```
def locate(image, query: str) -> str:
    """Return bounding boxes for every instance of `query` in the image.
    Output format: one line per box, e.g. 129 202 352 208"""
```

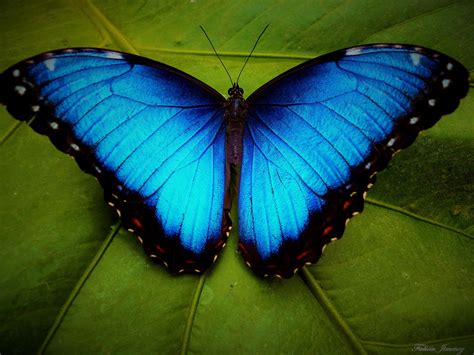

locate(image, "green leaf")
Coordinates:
0 0 473 353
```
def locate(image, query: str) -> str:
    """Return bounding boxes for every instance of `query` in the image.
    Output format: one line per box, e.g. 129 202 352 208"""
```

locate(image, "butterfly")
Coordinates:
0 40 468 278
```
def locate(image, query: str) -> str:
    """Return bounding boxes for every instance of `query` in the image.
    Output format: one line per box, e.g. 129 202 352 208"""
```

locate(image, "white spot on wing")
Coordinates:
44 58 57 71
410 53 422 66
105 52 123 59
409 117 419 125
442 79 451 88
50 122 59 129
428 99 436 107
31 105 40 112
12 69 20 77
15 85 26 95
346 47 363 56
447 62 453 70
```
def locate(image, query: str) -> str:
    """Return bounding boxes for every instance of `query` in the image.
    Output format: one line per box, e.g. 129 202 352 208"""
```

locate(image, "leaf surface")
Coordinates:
0 0 473 353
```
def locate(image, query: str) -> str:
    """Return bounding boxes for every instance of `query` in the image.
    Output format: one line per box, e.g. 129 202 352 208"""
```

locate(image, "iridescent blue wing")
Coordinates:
240 44 469 277
1 48 230 273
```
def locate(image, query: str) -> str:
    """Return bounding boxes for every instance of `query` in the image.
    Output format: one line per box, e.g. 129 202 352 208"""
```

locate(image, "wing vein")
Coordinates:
284 106 353 169
113 108 185 171
37 62 130 89
246 120 326 196
46 66 134 118
87 104 149 147
138 110 223 197
178 158 201 241
336 62 419 111
340 55 435 79
267 159 284 247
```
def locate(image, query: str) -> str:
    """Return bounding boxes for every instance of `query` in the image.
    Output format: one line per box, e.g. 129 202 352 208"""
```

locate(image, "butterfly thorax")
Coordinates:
225 83 247 166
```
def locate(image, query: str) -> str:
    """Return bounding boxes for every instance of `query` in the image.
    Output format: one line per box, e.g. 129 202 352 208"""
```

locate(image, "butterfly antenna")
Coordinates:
236 24 269 84
200 26 234 86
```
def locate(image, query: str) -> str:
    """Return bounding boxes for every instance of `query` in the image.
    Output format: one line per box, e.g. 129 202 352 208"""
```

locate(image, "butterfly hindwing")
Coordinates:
0 48 230 273
239 44 469 277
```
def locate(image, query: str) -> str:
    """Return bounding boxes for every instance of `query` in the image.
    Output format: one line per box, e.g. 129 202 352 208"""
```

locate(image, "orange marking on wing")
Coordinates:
322 226 333 237
154 244 165 254
343 200 351 210
296 250 310 261
132 217 143 229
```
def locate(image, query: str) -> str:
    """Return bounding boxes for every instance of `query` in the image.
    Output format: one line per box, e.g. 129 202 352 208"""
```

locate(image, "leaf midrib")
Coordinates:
38 221 122 354
180 274 207 355
299 267 368 355
366 198 473 240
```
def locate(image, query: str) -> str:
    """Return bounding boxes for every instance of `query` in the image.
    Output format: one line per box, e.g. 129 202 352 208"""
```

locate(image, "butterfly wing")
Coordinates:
1 48 230 273
239 44 469 277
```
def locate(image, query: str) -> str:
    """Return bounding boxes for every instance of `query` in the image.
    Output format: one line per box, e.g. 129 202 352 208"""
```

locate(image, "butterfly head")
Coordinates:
225 83 247 125
228 83 244 98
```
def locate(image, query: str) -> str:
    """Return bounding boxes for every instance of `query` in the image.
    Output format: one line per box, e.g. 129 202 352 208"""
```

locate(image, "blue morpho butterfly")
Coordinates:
0 28 469 278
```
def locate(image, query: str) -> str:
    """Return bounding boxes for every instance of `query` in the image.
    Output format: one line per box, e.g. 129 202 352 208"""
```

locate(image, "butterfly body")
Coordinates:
1 44 469 278
224 84 247 166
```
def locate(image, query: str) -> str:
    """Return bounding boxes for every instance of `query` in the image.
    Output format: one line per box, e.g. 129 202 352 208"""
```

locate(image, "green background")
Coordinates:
0 0 473 354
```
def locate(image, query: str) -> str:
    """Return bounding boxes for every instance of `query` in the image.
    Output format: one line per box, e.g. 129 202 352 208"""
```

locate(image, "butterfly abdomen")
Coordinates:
225 86 247 166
